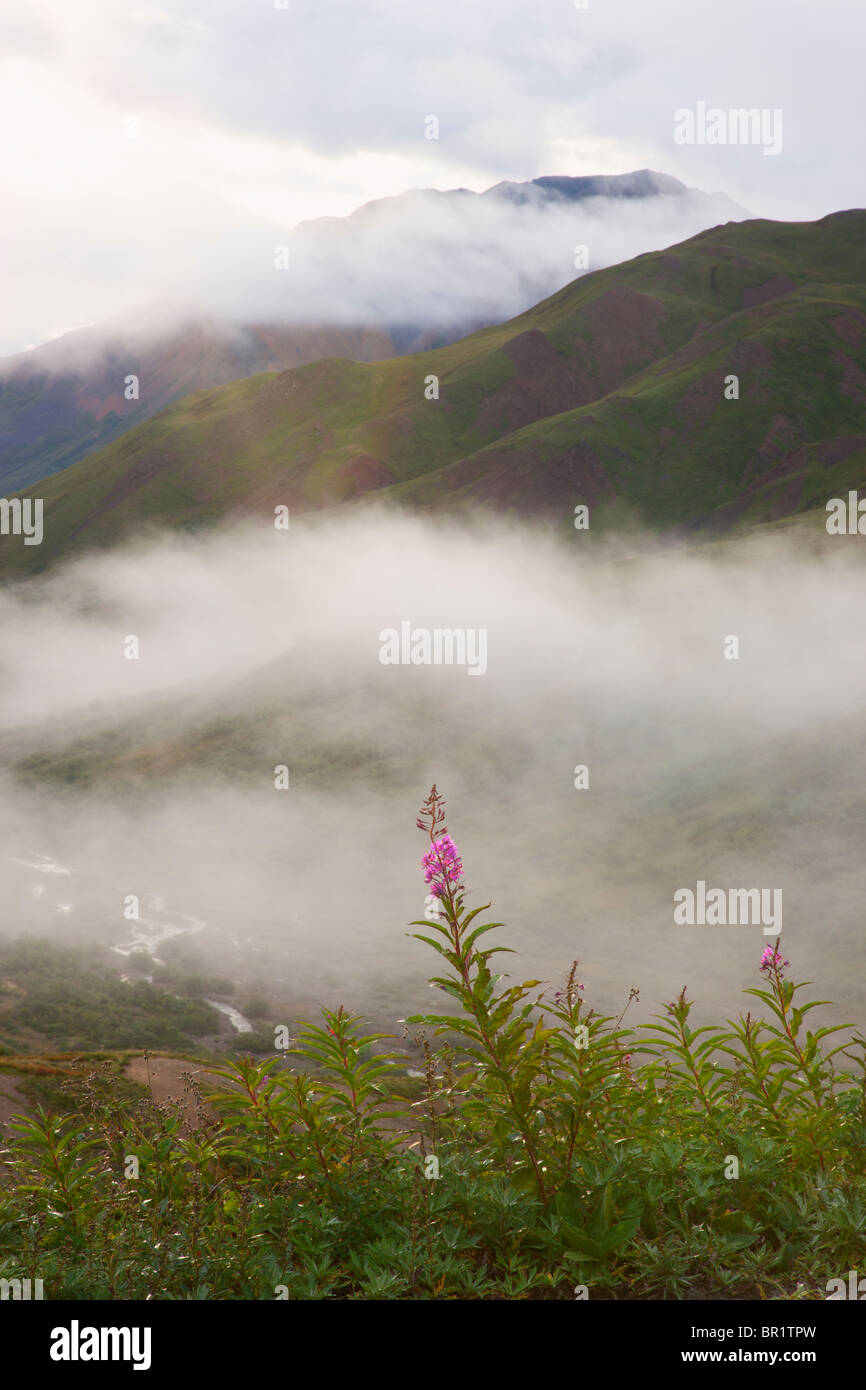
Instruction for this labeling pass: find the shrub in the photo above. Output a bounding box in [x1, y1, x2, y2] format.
[0, 786, 863, 1300]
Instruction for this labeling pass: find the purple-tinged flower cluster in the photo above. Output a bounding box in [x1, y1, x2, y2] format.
[422, 835, 464, 899]
[760, 946, 790, 977]
[553, 984, 585, 1002]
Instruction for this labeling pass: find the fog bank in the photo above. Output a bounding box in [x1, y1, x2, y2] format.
[0, 508, 863, 1031]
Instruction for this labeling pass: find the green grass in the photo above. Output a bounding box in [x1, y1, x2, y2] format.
[0, 938, 222, 1052]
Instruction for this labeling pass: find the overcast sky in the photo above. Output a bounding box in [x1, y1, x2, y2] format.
[1, 0, 864, 355]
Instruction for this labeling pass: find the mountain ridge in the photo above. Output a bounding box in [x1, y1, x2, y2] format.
[0, 169, 747, 494]
[1, 208, 863, 579]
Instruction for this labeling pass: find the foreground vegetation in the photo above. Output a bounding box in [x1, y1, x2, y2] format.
[1, 786, 864, 1300]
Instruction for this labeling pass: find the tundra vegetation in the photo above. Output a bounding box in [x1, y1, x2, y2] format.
[0, 787, 864, 1300]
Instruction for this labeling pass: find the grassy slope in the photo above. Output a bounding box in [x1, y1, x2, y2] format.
[0, 939, 223, 1053]
[403, 286, 866, 525]
[0, 322, 398, 495]
[1, 211, 865, 580]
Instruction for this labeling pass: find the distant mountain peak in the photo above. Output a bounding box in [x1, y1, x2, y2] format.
[485, 169, 687, 203]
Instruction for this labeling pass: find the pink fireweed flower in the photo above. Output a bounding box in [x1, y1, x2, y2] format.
[759, 946, 790, 977]
[421, 834, 464, 898]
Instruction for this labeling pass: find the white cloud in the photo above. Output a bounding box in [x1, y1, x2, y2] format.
[2, 511, 866, 1023]
[1, 0, 864, 353]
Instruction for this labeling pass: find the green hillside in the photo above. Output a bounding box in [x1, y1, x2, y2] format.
[2, 210, 865, 577]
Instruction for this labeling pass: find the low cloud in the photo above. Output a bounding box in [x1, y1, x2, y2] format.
[1, 179, 746, 365]
[0, 507, 864, 1032]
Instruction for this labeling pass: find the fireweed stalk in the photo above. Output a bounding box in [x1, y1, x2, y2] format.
[409, 785, 552, 1202]
[744, 937, 847, 1115]
[718, 938, 854, 1172]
